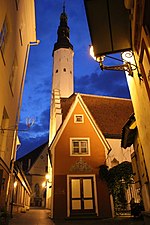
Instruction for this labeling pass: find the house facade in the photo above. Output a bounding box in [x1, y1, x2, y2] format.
[49, 93, 133, 219]
[11, 162, 32, 215]
[17, 142, 49, 208]
[0, 0, 37, 213]
[124, 0, 150, 215]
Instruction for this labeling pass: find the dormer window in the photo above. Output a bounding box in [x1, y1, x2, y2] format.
[74, 114, 84, 123]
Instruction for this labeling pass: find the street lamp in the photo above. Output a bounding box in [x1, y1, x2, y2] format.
[84, 0, 135, 75]
[45, 174, 50, 181]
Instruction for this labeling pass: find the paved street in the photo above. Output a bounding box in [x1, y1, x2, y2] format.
[9, 208, 53, 225]
[8, 208, 145, 225]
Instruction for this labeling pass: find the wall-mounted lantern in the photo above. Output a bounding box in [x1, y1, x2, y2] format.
[84, 0, 134, 75]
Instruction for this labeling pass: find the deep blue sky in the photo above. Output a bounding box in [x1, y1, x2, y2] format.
[17, 0, 130, 159]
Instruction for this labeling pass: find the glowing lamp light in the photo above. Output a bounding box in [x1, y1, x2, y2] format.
[89, 45, 96, 61]
[45, 174, 50, 181]
[22, 181, 25, 187]
[42, 182, 46, 188]
[14, 181, 17, 188]
[89, 45, 105, 63]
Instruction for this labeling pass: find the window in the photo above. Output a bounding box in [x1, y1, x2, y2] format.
[0, 18, 8, 63]
[56, 69, 58, 73]
[143, 0, 150, 35]
[0, 108, 9, 156]
[70, 138, 90, 156]
[9, 54, 18, 94]
[15, 0, 20, 10]
[63, 68, 66, 72]
[27, 159, 31, 170]
[45, 166, 48, 173]
[0, 107, 9, 133]
[0, 18, 7, 52]
[74, 114, 84, 123]
[19, 28, 23, 46]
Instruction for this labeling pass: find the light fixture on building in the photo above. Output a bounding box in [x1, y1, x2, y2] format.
[45, 174, 52, 188]
[84, 0, 135, 76]
[90, 46, 134, 76]
[45, 174, 50, 181]
[42, 181, 46, 188]
[14, 181, 17, 188]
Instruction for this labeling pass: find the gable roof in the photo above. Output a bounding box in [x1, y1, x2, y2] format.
[61, 93, 133, 138]
[17, 141, 48, 173]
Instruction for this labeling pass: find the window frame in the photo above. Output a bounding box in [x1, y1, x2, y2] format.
[0, 18, 8, 51]
[0, 17, 8, 64]
[15, 0, 20, 10]
[74, 114, 84, 123]
[70, 138, 90, 156]
[9, 53, 18, 94]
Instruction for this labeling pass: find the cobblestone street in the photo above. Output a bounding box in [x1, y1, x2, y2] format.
[8, 208, 145, 225]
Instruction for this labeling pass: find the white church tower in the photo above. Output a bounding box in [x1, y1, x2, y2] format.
[52, 5, 74, 98]
[49, 5, 74, 143]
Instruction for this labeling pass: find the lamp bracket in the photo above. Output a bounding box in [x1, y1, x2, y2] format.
[99, 61, 133, 76]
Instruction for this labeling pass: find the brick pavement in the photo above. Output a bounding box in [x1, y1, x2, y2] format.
[8, 208, 145, 225]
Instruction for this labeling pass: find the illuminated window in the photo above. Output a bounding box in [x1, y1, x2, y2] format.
[74, 114, 84, 123]
[70, 138, 90, 156]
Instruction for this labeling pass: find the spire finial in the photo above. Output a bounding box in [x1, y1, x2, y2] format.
[63, 0, 65, 13]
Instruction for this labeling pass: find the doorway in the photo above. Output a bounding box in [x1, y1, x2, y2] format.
[69, 176, 96, 216]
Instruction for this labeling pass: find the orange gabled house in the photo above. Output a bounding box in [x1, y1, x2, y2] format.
[49, 93, 133, 219]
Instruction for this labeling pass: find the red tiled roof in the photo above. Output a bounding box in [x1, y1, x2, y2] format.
[61, 93, 133, 138]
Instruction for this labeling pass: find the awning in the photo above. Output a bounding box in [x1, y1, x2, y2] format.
[84, 0, 132, 57]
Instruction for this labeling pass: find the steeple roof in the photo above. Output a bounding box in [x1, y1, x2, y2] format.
[53, 4, 73, 53]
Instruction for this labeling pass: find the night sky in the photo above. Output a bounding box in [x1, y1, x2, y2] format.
[17, 0, 130, 159]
